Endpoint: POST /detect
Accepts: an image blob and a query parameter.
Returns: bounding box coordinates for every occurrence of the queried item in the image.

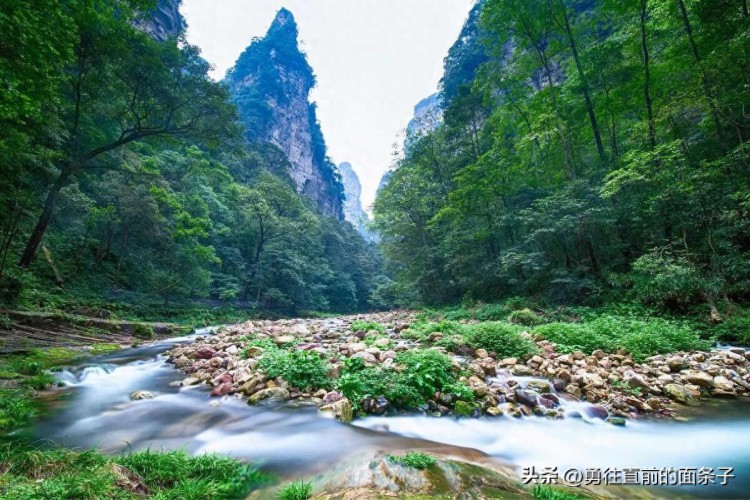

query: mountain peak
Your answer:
[270,8,297,31]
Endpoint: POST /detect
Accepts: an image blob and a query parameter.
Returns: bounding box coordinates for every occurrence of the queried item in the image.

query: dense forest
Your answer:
[375,0,750,322]
[0,0,383,315]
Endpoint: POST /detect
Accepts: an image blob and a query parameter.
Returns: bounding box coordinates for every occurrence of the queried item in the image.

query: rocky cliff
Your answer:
[226,9,344,219]
[135,0,184,41]
[339,162,375,241]
[405,93,443,146]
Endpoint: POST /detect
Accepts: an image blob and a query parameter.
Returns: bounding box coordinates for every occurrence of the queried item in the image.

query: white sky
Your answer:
[180,0,475,210]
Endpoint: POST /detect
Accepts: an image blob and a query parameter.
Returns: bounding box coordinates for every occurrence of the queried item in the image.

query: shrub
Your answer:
[464,322,538,359]
[387,452,436,470]
[23,372,56,390]
[535,315,710,361]
[507,308,546,326]
[258,350,330,390]
[278,480,312,500]
[0,313,12,330]
[396,350,454,399]
[350,321,384,334]
[337,349,469,411]
[473,303,509,321]
[711,310,750,344]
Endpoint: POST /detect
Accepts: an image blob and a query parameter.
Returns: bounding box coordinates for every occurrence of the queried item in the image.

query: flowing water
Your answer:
[14,327,750,498]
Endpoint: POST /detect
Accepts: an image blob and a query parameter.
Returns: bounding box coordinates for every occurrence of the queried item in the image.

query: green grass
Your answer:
[531,484,585,499]
[90,343,121,356]
[387,451,437,470]
[0,389,36,428]
[278,479,312,500]
[0,444,274,499]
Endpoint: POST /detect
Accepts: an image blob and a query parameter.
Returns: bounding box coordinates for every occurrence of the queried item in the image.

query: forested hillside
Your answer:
[0,0,381,315]
[375,0,750,321]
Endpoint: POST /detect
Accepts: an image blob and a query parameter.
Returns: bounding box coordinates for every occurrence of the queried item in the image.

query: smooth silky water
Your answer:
[13,327,750,498]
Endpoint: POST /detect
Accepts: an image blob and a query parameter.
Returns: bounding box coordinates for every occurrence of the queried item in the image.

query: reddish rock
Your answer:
[195,347,216,360]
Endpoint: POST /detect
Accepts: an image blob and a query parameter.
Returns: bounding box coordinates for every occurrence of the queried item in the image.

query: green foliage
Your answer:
[350,321,385,334]
[507,308,546,326]
[0,444,273,499]
[90,343,121,356]
[711,309,750,345]
[337,349,469,412]
[535,315,711,362]
[22,372,56,390]
[0,390,36,428]
[463,322,539,359]
[387,452,437,470]
[0,314,11,330]
[372,0,750,316]
[531,484,585,500]
[278,480,313,500]
[258,350,330,390]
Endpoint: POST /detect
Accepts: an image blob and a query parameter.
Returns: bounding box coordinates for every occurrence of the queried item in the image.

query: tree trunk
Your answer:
[558,0,607,166]
[640,0,657,149]
[676,0,723,137]
[18,166,75,268]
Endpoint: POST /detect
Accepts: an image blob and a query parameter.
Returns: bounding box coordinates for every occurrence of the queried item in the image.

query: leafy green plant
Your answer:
[22,372,56,390]
[258,350,330,390]
[350,321,385,334]
[387,452,437,470]
[464,322,538,359]
[507,308,546,326]
[90,343,121,356]
[278,479,312,500]
[0,313,12,330]
[453,400,475,417]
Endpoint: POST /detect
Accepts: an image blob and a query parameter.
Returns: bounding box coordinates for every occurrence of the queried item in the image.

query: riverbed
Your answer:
[14,327,750,498]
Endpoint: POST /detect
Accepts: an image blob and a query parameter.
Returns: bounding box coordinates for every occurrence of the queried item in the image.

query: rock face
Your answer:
[338,162,376,241]
[226,9,344,219]
[405,94,442,145]
[135,0,184,41]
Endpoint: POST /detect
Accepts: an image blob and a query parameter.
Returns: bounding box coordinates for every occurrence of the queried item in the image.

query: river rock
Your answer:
[515,389,538,408]
[666,356,687,372]
[211,382,233,397]
[351,351,378,366]
[526,380,552,394]
[348,342,367,354]
[194,347,215,360]
[475,348,489,359]
[363,395,390,415]
[512,365,534,376]
[248,387,290,405]
[130,390,154,401]
[664,383,700,406]
[319,398,353,423]
[682,370,713,388]
[323,391,343,404]
[374,338,391,348]
[274,335,295,345]
[239,377,262,395]
[712,376,735,393]
[585,405,608,420]
[623,370,649,390]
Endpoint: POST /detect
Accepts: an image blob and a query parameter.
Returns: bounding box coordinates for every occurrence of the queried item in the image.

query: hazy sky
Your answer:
[180,0,474,210]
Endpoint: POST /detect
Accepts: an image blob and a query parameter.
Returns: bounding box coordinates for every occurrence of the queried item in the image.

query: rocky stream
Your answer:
[16,312,750,498]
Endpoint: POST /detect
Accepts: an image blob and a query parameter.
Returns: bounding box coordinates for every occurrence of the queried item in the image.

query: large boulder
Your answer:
[663,383,700,406]
[248,387,290,405]
[194,347,216,360]
[319,398,354,423]
[681,370,713,388]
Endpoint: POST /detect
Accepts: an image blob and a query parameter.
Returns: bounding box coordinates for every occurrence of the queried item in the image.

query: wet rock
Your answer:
[512,365,534,376]
[348,342,367,354]
[363,396,390,415]
[319,398,354,423]
[486,406,503,416]
[526,380,552,394]
[515,389,538,408]
[666,356,687,372]
[130,390,154,401]
[538,395,558,409]
[500,357,518,366]
[551,378,567,391]
[475,348,489,359]
[607,417,627,426]
[248,387,290,405]
[564,384,582,398]
[586,405,608,420]
[239,377,262,395]
[663,383,700,406]
[173,355,190,368]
